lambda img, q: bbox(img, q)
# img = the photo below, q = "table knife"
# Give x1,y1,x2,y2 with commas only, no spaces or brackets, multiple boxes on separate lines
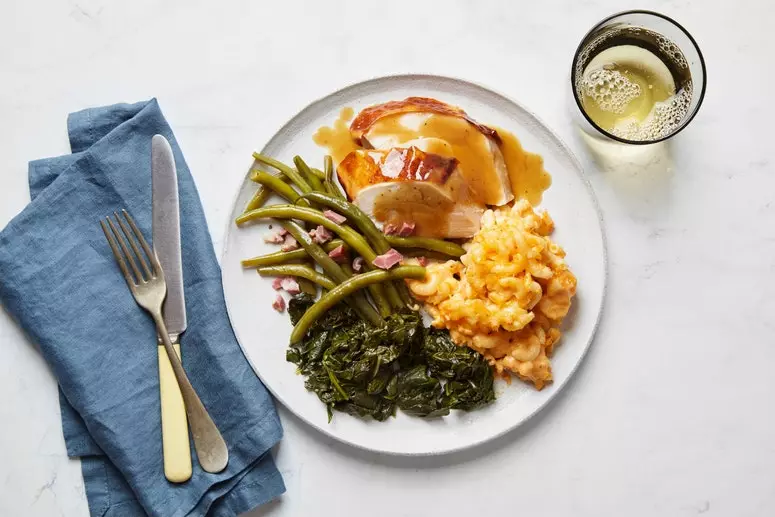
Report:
152,134,192,483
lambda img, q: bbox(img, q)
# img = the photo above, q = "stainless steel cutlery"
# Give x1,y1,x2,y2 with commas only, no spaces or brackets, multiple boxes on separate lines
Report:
100,207,228,475
151,135,193,482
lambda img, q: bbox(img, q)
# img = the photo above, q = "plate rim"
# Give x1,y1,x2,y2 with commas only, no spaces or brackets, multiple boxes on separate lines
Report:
220,73,609,456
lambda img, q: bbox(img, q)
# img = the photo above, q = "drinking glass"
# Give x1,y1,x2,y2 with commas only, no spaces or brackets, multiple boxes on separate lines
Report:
570,10,707,145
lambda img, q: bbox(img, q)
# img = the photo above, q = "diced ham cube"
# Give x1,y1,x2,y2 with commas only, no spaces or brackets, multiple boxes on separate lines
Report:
277,228,289,237
272,294,286,312
372,248,403,269
323,210,347,224
383,222,415,236
309,225,333,244
417,256,429,267
328,244,348,263
352,256,365,272
281,234,299,252
397,222,416,237
271,277,284,290
263,231,285,244
280,277,301,295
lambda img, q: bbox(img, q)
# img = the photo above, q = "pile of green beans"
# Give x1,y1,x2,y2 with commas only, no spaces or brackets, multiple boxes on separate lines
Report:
290,266,427,343
237,153,466,339
281,220,387,323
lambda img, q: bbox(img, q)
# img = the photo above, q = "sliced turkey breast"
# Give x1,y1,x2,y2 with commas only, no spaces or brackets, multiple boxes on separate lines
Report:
355,182,483,238
350,97,500,145
337,147,484,238
350,98,514,207
336,146,458,198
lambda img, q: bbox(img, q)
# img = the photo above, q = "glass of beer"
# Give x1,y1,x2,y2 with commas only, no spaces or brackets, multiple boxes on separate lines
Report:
571,10,706,145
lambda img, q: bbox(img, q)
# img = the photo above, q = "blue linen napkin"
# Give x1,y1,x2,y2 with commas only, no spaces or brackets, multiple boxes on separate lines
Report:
0,99,285,517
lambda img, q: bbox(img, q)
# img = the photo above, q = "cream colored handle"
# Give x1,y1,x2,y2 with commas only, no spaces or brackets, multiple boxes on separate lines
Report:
159,343,192,483
153,315,228,473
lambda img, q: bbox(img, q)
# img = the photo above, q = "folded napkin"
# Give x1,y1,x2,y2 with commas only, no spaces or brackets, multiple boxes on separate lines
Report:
0,100,285,517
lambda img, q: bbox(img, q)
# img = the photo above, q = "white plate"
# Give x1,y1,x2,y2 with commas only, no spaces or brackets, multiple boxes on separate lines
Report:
222,75,607,455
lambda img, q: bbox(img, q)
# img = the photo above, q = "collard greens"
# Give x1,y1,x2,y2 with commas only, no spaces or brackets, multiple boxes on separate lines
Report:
287,294,495,421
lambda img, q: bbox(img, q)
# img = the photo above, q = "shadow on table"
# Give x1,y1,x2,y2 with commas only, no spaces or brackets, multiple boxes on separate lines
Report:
574,128,675,219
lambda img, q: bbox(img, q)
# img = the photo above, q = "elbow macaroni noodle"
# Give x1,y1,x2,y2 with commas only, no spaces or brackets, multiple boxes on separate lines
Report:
407,200,577,389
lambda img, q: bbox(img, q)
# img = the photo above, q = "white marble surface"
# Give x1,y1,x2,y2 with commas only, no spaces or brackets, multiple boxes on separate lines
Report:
1,1,773,516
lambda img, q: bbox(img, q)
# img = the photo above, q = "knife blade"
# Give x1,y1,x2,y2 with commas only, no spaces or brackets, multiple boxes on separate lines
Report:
152,134,187,335
151,134,192,483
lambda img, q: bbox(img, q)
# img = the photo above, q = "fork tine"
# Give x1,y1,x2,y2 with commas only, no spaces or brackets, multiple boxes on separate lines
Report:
122,209,161,276
115,211,152,281
100,219,136,288
107,216,144,284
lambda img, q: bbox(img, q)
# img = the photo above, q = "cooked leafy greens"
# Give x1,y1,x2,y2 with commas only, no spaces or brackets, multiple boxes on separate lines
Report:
287,294,495,421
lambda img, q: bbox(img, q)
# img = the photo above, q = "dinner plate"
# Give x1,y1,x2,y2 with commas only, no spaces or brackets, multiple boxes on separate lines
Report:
222,74,607,455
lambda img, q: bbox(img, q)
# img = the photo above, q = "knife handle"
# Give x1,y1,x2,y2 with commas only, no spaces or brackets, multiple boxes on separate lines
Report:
158,343,192,483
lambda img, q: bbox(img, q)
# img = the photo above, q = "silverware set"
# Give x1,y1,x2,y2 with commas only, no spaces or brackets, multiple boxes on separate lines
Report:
100,136,228,481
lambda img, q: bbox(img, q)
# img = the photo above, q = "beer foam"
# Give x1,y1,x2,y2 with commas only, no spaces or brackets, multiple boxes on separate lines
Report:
574,27,624,99
610,81,693,140
574,25,694,141
574,25,688,96
656,34,688,69
581,68,641,114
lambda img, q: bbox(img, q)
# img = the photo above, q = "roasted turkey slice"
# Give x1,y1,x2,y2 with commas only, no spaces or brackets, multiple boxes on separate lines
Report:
349,97,514,207
350,97,501,145
337,147,484,238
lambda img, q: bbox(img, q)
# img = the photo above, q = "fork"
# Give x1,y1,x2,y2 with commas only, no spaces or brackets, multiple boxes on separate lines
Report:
100,209,228,474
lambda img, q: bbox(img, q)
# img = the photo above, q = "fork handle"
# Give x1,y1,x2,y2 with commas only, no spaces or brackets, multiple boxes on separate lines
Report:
153,314,229,473
158,343,192,482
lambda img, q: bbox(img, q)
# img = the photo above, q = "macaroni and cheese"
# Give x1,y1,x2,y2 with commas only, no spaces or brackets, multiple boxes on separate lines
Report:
407,200,577,389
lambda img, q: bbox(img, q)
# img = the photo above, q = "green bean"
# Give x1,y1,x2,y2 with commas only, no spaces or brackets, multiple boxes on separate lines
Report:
297,262,318,295
331,260,353,298
250,170,303,205
278,223,347,283
295,191,412,308
257,264,336,290
237,205,403,309
385,235,466,258
243,187,271,213
296,192,390,252
324,155,345,200
369,283,392,316
290,266,427,343
238,206,368,257
347,262,392,318
244,167,299,214
395,282,413,306
280,221,383,326
241,240,345,268
293,156,325,193
310,167,326,180
298,279,318,295
252,152,311,193
340,260,354,276
339,262,395,317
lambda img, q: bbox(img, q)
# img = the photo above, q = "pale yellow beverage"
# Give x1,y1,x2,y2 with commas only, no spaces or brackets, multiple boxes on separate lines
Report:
575,27,694,142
